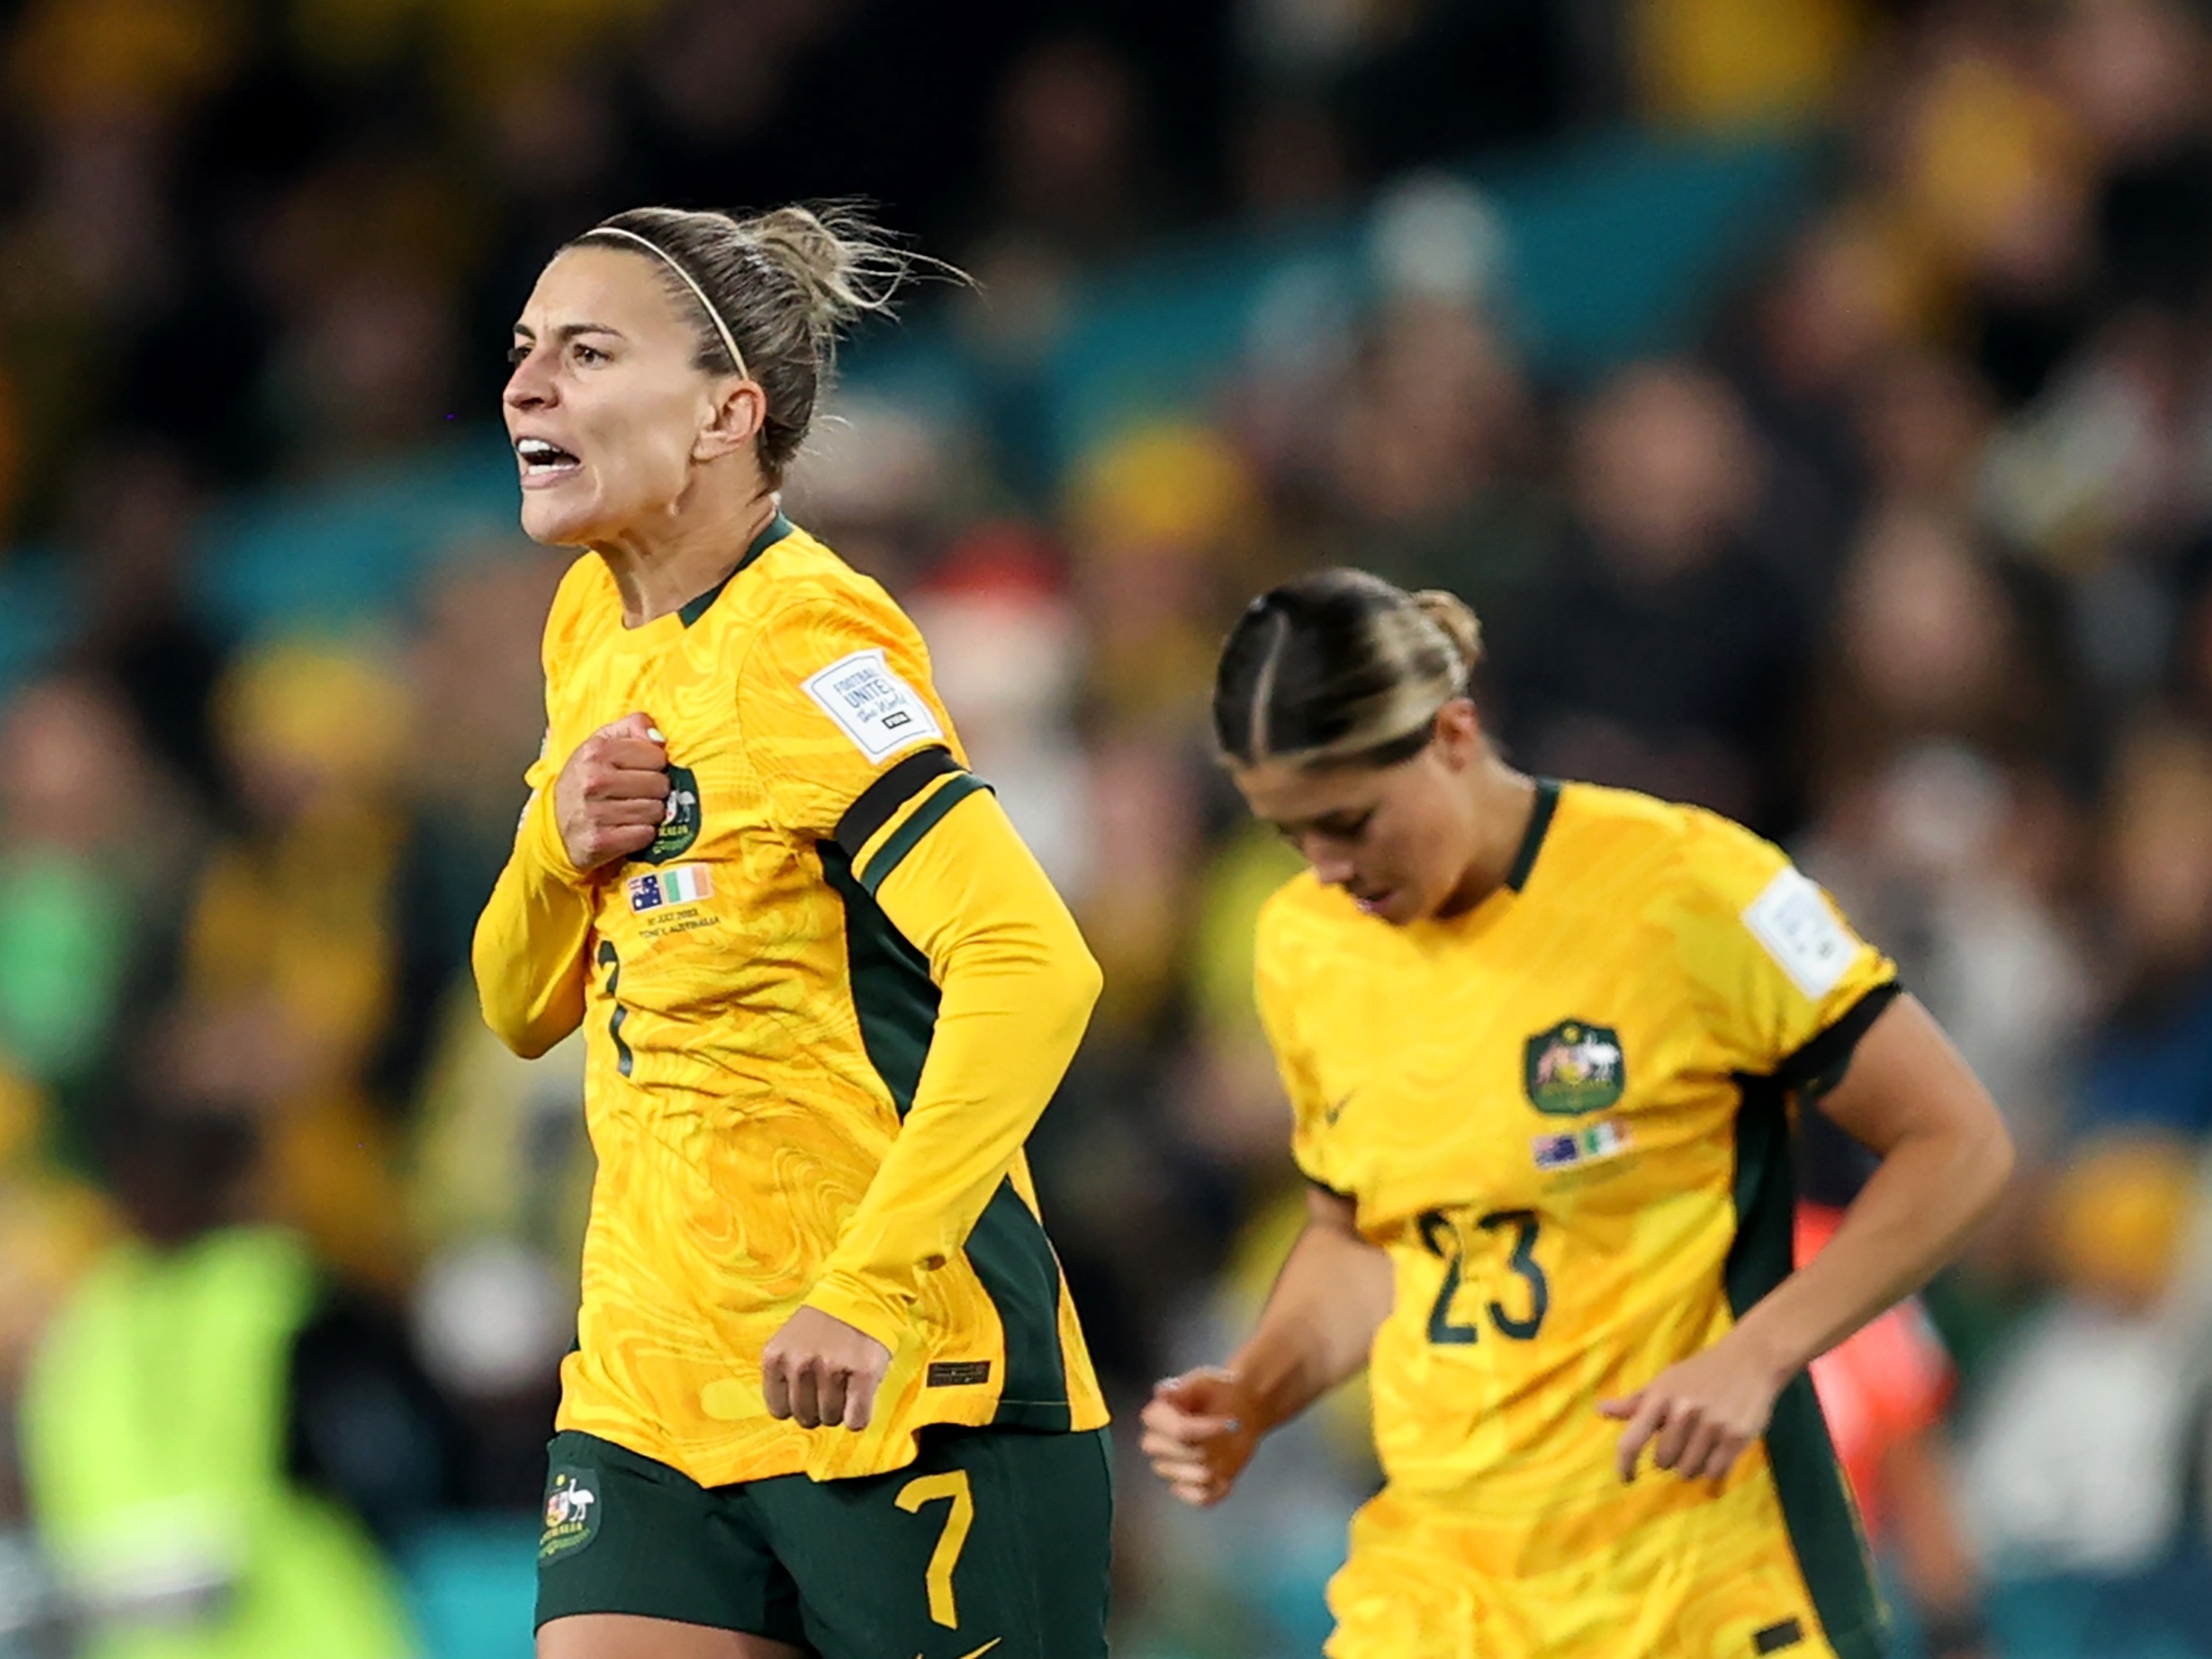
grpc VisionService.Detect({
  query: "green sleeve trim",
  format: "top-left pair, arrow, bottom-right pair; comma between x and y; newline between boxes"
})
1775,980 -> 1902,1097
1727,1072 -> 1891,1659
856,772 -> 992,894
966,1179 -> 1072,1428
834,746 -> 961,860
816,834 -> 1071,1428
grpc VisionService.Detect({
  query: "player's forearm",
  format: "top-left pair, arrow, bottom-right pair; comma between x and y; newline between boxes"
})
473,788 -> 595,1058
805,795 -> 1102,1348
1231,1219 -> 1391,1437
1731,1117 -> 2008,1384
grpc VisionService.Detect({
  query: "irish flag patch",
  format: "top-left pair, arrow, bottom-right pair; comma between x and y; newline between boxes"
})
627,865 -> 714,912
1532,1118 -> 1630,1172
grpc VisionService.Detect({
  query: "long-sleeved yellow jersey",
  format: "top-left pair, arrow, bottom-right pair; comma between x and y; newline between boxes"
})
474,513 -> 1107,1488
1256,781 -> 1898,1659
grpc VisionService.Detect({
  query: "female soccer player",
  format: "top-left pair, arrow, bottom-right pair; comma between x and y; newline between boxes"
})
1142,570 -> 2013,1659
474,204 -> 1111,1659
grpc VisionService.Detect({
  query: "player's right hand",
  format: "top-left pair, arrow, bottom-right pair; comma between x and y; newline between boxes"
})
553,712 -> 670,871
1141,1365 -> 1259,1507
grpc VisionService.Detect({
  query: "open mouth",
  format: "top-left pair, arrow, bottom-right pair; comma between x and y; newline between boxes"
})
1352,888 -> 1394,917
515,436 -> 582,482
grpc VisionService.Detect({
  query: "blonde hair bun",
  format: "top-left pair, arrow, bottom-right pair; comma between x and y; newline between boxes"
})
729,202 -> 918,338
1412,589 -> 1484,680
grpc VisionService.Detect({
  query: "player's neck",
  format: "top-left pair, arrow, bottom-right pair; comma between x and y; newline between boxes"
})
1435,761 -> 1537,920
592,481 -> 782,628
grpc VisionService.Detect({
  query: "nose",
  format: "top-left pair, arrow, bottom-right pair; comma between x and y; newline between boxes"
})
504,347 -> 554,414
1303,839 -> 1357,888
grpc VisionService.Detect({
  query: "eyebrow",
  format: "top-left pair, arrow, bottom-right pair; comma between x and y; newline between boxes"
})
510,322 -> 626,344
1269,803 -> 1375,836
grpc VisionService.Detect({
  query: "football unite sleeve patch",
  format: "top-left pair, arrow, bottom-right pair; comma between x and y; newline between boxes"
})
801,648 -> 946,762
1739,867 -> 1858,1001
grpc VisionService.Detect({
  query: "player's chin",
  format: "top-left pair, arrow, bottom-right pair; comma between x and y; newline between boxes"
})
516,486 -> 607,547
1358,885 -> 1420,926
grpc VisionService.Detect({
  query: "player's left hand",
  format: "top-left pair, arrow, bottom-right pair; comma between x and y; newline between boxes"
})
761,1306 -> 893,1431
1599,1335 -> 1784,1482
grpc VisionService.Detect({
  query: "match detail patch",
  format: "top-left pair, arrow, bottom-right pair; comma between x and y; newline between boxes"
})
628,865 -> 713,912
926,1360 -> 992,1388
801,649 -> 943,762
1742,868 -> 1857,1001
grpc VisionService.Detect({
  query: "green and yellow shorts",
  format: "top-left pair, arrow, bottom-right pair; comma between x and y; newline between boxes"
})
535,1425 -> 1113,1658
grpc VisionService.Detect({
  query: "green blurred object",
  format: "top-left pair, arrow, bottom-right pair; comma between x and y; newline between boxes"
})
19,1228 -> 418,1659
0,851 -> 131,1084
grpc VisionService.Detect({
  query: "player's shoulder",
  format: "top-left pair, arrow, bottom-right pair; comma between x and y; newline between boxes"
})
737,519 -> 923,653
1255,870 -> 1369,974
543,552 -> 620,651
539,555 -> 628,677
1548,781 -> 1785,903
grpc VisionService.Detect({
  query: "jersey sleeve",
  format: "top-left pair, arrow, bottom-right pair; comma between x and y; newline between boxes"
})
736,595 -> 964,840
802,786 -> 1102,1349
472,596 -> 596,1059
1255,895 -> 1348,1195
1671,811 -> 1901,1090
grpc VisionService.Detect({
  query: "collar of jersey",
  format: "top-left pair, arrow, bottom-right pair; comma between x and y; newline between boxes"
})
602,511 -> 796,652
1409,776 -> 1562,944
676,510 -> 795,627
1503,776 -> 1562,893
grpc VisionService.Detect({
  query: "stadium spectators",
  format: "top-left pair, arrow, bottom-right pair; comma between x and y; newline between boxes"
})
0,1 -> 2210,1653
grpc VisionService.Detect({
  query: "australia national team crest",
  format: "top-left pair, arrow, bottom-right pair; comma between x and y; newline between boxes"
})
540,1469 -> 601,1562
1523,1020 -> 1625,1115
640,764 -> 701,864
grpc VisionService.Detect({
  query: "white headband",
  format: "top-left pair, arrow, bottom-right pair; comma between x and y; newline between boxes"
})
585,226 -> 750,380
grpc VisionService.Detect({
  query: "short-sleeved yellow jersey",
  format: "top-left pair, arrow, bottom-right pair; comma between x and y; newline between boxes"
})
526,515 -> 1104,1488
1255,781 -> 1898,1659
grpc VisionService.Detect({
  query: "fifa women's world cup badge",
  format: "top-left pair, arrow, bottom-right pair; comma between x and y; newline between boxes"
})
540,1469 -> 602,1562
1523,1020 -> 1625,1115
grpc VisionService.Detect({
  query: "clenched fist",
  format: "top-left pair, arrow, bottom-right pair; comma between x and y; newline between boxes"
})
761,1306 -> 893,1431
553,713 -> 670,872
1141,1366 -> 1262,1507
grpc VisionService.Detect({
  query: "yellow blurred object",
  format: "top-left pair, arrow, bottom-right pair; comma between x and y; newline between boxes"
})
0,1165 -> 114,1381
1631,0 -> 1869,131
0,1058 -> 46,1170
407,975 -> 591,1283
217,638 -> 412,797
7,0 -> 238,122
1190,821 -> 1305,1044
261,1084 -> 417,1294
289,0 -> 655,92
2048,1136 -> 2200,1310
1898,55 -> 2092,274
1069,421 -> 1260,554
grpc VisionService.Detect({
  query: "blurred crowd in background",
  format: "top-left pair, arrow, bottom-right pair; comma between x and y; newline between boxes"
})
2,0 -> 2212,1654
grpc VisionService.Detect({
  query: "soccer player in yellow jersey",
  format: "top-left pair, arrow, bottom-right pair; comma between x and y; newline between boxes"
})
473,203 -> 1111,1659
1141,570 -> 2015,1659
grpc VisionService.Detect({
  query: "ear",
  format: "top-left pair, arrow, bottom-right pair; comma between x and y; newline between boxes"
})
694,380 -> 767,463
1432,698 -> 1485,770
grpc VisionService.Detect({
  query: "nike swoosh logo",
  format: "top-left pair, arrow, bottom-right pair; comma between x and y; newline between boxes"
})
1324,1092 -> 1353,1126
919,1642 -> 1001,1659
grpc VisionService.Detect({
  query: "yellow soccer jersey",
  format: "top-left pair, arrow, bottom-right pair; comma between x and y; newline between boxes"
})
480,513 -> 1106,1487
1255,780 -> 1898,1659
